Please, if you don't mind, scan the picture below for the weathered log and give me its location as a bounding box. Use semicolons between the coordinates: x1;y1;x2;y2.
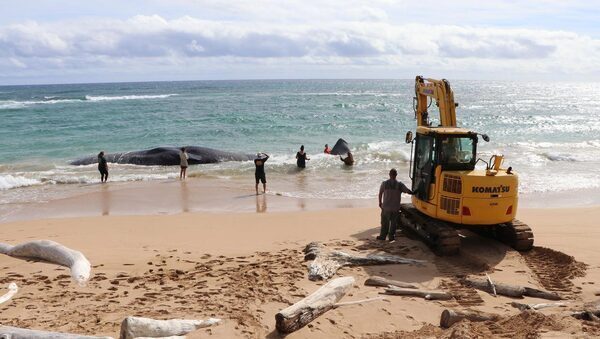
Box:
364;276;418;289
304;242;425;280
119;316;221;339
440;309;499;328
275;276;354;333
384;286;452;300
523;287;562;300
0;325;112;338
0;240;91;285
0;282;18;305
462;276;561;300
510;301;567;311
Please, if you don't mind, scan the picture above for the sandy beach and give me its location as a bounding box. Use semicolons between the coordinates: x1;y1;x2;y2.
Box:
1;187;599;338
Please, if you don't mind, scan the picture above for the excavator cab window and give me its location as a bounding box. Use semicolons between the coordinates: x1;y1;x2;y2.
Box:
412;134;435;201
438;135;477;170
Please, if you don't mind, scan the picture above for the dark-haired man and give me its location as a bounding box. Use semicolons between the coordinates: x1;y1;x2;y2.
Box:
377;168;414;241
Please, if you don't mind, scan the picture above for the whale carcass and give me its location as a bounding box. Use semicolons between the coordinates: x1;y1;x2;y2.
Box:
71;146;253;166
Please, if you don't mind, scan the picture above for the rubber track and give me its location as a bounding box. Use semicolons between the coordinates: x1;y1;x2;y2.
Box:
399;204;460;256
495;219;534;251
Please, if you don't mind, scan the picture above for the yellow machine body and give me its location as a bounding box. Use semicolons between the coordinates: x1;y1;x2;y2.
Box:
409;77;519;227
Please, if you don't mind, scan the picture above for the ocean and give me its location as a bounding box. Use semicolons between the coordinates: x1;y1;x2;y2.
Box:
1;79;599;208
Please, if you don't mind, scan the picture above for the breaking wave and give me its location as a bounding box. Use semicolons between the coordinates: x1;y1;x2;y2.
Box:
0;175;42;190
0;94;178;109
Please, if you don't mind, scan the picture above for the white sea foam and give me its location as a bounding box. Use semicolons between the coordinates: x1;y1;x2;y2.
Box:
85;94;177;102
0;94;178;109
0;175;41;190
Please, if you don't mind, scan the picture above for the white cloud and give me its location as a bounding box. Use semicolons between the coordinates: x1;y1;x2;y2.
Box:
0;14;599;83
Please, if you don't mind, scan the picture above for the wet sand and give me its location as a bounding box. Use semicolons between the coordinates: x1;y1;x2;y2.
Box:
1;204;599;338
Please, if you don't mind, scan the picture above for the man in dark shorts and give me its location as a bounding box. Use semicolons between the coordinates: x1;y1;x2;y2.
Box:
378;168;414;241
98;151;108;183
254;152;269;195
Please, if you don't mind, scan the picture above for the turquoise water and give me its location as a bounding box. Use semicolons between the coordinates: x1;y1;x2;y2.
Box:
1;80;600;204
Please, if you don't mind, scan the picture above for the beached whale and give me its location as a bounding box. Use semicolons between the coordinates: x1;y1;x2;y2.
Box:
70;146;253;166
330;138;351;155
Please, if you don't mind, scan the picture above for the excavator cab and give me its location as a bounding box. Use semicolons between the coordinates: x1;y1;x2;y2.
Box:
412;132;477;201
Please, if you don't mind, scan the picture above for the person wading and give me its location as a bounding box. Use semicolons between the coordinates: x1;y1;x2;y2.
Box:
340;151;354;166
254;152;270;195
98;151;109;183
179;147;189;180
296;145;310;169
378;168;414;241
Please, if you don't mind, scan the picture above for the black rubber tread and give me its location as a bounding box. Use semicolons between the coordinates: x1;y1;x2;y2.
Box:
399;204;461;256
496;219;534;251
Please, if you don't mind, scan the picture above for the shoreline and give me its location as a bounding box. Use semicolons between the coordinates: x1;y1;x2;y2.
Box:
2;176;600;224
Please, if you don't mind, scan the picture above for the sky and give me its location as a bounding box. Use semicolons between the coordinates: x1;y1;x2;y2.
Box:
1;0;599;84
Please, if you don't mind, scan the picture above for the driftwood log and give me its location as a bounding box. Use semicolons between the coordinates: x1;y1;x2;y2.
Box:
304;242;425;280
120;316;221;339
0;240;91;285
384;286;452;300
510;301;567;311
462;276;561;300
364;276;418;289
0;283;18;305
275;276;354;333
440;309;500;328
0;325;112;338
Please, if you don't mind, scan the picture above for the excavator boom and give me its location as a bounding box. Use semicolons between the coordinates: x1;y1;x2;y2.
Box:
414;76;457;127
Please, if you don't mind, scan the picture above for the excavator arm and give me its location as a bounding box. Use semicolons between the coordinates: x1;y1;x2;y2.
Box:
414;76;457;127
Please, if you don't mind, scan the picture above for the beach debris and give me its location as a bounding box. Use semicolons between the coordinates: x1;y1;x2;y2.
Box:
119;316;221;339
383;286;452;300
0;240;91;285
439;309;500;328
570;300;600;322
275;276;354;333
510;301;567;311
485;273;497;297
0;325;112;338
0;283;18;305
365;275;418;289
303;242;425;281
333;296;387;307
461;276;561;300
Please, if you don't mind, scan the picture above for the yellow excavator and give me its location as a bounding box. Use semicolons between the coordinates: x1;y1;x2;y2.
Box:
400;76;534;255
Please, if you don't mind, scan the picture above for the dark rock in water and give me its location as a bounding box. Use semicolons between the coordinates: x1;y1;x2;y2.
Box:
70;146;253;166
330;138;351;155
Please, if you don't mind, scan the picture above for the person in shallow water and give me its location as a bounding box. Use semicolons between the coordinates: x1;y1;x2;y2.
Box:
378;168;414;242
340;151;354;166
323;144;331;154
179;147;189;180
254;152;270;195
296;145;310;168
98;151;108;183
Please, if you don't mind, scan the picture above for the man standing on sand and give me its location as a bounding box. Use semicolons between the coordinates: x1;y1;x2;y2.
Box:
98;151;108;183
378;168;414;241
254;152;269;195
